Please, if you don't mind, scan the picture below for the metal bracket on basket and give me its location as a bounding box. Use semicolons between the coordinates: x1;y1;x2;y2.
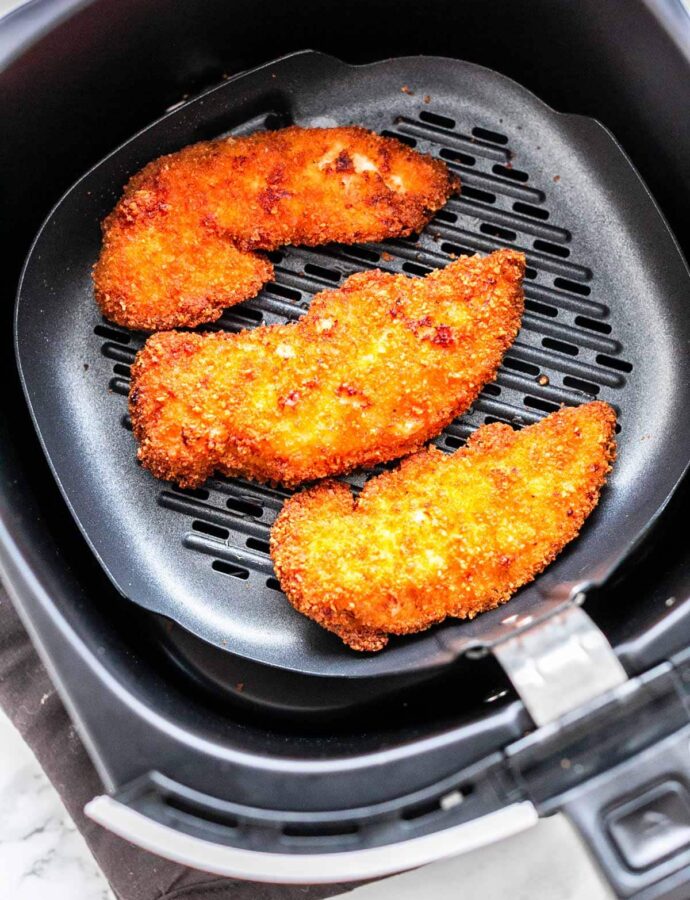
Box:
493;602;628;727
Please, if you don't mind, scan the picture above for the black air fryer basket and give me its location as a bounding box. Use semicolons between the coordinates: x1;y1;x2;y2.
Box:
3;1;690;897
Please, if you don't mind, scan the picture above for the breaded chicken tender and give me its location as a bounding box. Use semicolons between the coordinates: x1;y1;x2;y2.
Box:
94;126;458;330
270;402;617;651
129;249;525;488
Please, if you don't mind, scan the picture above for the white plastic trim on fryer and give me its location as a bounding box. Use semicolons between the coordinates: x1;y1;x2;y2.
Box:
85;796;538;883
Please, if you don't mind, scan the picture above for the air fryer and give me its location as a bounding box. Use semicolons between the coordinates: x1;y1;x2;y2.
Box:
2;2;690;898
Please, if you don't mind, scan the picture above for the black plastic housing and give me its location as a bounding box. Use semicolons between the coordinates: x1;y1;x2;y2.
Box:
2;0;690;887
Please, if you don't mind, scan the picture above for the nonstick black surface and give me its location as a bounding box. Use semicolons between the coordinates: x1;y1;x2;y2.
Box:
15;51;690;678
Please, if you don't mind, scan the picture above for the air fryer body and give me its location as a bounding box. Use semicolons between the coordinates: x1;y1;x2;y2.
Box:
2;0;690;894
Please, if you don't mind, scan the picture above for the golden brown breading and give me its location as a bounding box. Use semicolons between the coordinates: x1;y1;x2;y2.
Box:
270;402;617;651
129;249;525;488
94;126;458;330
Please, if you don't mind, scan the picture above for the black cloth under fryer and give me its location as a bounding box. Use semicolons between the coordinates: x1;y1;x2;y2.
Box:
0;580;359;900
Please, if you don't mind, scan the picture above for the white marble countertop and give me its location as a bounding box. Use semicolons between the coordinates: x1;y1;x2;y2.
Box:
0;708;114;900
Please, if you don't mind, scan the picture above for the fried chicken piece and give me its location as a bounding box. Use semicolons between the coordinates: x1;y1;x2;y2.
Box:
130;249;525;488
270;402;617;651
94;126;458;330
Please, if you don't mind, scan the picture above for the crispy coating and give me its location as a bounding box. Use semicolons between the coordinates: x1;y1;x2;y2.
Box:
129;249;525;488
270;402;617;651
94;126;458;330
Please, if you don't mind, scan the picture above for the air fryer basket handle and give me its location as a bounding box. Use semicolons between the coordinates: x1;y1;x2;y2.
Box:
491;605;690;897
504;646;690;899
561;724;690;899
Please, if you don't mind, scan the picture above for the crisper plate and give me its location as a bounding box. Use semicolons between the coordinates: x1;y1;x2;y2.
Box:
15;51;690;677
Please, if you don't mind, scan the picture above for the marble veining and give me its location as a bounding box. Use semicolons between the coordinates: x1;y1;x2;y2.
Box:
0;709;114;900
